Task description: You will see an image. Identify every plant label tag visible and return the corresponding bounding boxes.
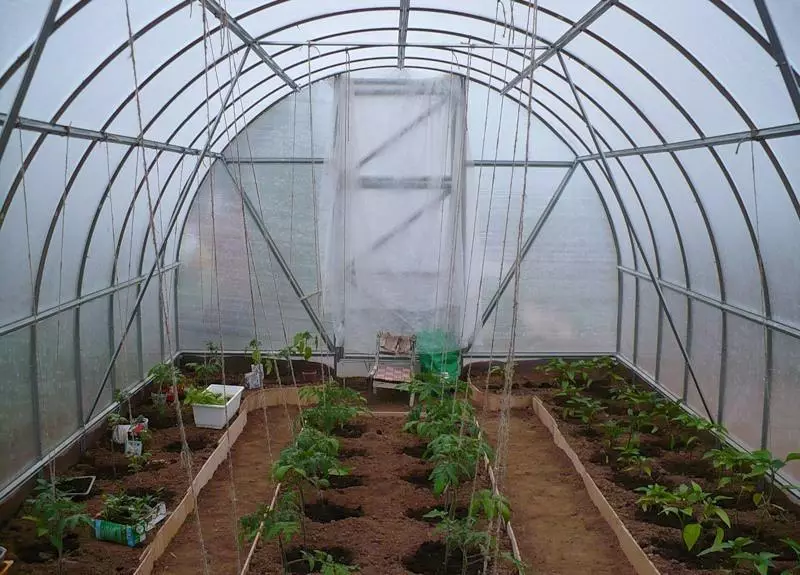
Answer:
[125,439,143,456]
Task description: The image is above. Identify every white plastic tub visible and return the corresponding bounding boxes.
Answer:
[190,384,245,429]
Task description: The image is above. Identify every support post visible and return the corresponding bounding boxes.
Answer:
[220,159,335,351]
[397,0,411,68]
[557,51,715,422]
[480,162,578,327]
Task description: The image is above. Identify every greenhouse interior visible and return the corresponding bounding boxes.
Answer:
[0,0,799,574]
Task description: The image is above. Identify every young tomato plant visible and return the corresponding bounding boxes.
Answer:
[240,491,302,566]
[23,479,91,570]
[300,550,358,574]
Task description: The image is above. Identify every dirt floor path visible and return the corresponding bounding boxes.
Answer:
[154,406,297,575]
[482,410,636,575]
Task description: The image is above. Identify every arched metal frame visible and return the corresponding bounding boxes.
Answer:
[1,0,800,497]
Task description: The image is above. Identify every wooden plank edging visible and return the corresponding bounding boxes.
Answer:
[529,396,661,575]
[133,387,301,575]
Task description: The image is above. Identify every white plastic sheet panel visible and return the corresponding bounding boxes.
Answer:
[78,296,112,420]
[686,301,722,419]
[178,163,319,352]
[658,290,688,399]
[319,73,478,352]
[769,332,800,483]
[722,314,766,450]
[619,273,635,361]
[0,327,39,492]
[36,310,79,452]
[112,286,142,392]
[636,280,659,379]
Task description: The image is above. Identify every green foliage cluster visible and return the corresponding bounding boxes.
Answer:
[183,386,225,406]
[99,491,160,525]
[299,380,369,434]
[23,479,92,567]
[147,361,183,394]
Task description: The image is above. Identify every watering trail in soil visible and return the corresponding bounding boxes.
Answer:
[153,406,297,575]
[481,411,636,575]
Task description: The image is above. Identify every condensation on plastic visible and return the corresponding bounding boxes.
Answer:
[686,301,722,421]
[768,331,800,483]
[0,326,39,492]
[658,289,688,399]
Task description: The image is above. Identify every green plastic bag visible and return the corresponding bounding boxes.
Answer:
[416,330,461,381]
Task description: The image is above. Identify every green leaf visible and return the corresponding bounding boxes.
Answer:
[683,523,702,551]
[714,507,731,528]
[698,527,726,557]
[785,452,800,462]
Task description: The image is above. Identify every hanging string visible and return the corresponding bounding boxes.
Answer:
[121,0,211,571]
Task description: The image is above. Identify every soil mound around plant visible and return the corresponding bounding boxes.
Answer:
[304,501,364,523]
[339,447,367,459]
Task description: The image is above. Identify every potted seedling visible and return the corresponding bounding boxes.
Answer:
[147,361,182,409]
[23,478,92,572]
[94,492,166,547]
[184,383,244,429]
[245,338,265,389]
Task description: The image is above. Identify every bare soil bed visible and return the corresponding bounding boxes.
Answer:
[0,404,222,575]
[247,415,515,575]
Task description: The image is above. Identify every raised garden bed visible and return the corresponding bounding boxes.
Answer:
[477,358,800,575]
[245,415,517,575]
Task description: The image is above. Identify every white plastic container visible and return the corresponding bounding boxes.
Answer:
[190,384,245,429]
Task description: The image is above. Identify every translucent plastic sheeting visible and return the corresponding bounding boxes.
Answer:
[178,162,320,352]
[319,73,478,352]
[471,167,617,354]
[112,286,143,392]
[78,296,113,420]
[686,301,723,421]
[0,326,39,492]
[722,314,767,450]
[658,289,689,400]
[36,309,79,453]
[768,0,800,75]
[619,272,636,360]
[636,280,659,379]
[714,142,800,329]
[769,332,800,483]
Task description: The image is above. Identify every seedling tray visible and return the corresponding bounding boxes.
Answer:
[57,475,96,499]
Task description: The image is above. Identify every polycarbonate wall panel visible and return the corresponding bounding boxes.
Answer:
[635,280,659,379]
[112,286,143,391]
[686,302,722,426]
[177,163,319,352]
[140,278,164,373]
[722,314,766,450]
[619,273,635,361]
[471,167,617,354]
[0,327,38,492]
[658,290,688,399]
[36,310,79,452]
[78,297,113,419]
[769,332,800,483]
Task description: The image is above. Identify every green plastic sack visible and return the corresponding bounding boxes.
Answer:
[416,330,461,381]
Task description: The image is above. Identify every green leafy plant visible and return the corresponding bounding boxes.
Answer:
[616,445,652,478]
[635,484,675,512]
[127,452,152,474]
[147,361,183,397]
[186,342,223,386]
[562,395,606,424]
[300,550,358,574]
[272,427,348,500]
[469,489,511,523]
[239,491,302,566]
[23,479,91,569]
[99,492,160,525]
[698,534,753,558]
[737,450,800,519]
[404,397,478,442]
[553,379,583,401]
[298,380,369,434]
[425,432,493,501]
[183,386,226,406]
[659,482,731,553]
[247,338,263,366]
[669,412,726,452]
[732,551,780,575]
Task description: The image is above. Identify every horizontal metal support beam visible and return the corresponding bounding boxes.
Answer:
[359,175,452,190]
[0,114,222,158]
[0,262,180,338]
[258,40,547,49]
[501,0,617,95]
[578,122,800,161]
[619,265,800,340]
[203,0,299,90]
[225,156,575,168]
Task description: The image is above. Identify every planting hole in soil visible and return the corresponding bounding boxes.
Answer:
[403,541,488,575]
[284,546,355,574]
[15,534,79,563]
[402,444,427,459]
[333,423,365,438]
[304,501,364,523]
[164,436,214,452]
[339,447,367,458]
[402,470,433,488]
[328,474,365,489]
[405,505,469,524]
